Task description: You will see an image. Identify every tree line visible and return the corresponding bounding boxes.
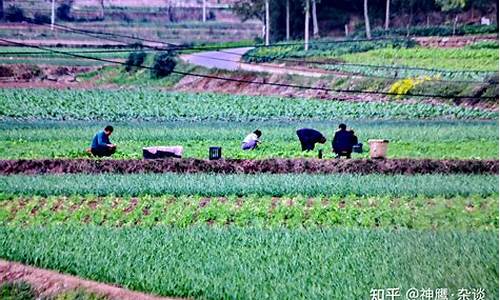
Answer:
[233,0,498,47]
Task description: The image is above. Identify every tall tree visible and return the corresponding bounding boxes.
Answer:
[312,0,319,38]
[304,0,310,50]
[434,0,467,11]
[265,0,270,45]
[100,0,105,20]
[286,0,290,40]
[384,0,390,30]
[233,0,266,40]
[364,0,371,39]
[435,0,468,34]
[202,0,207,22]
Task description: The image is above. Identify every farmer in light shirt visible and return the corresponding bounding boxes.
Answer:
[241,129,262,150]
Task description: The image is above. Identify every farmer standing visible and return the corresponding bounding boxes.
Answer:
[242,129,262,150]
[296,128,326,151]
[90,125,116,157]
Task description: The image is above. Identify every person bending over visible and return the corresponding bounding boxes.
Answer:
[296,128,326,151]
[242,129,262,150]
[90,125,116,157]
[332,123,356,158]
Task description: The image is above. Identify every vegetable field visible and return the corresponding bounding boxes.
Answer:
[0,39,498,299]
[0,226,497,299]
[1,120,498,160]
[1,89,497,121]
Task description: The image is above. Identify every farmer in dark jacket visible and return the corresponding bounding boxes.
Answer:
[332,123,356,158]
[296,128,326,151]
[90,125,116,157]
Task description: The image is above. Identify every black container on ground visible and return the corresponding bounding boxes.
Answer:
[209,147,222,160]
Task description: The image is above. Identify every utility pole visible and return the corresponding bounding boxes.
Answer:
[265,0,270,46]
[202,0,207,22]
[51,0,55,30]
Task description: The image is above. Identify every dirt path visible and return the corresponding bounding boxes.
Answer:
[180,47,333,77]
[0,260,186,300]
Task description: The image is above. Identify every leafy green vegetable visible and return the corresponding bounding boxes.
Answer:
[0,226,497,299]
[0,89,495,121]
[0,174,496,197]
[1,194,496,230]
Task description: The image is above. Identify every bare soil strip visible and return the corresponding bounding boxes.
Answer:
[0,260,186,300]
[0,158,497,175]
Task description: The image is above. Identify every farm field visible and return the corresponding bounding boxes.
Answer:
[0,226,496,299]
[243,40,499,84]
[0,82,498,298]
[0,170,498,299]
[2,88,496,121]
[0,120,498,159]
[0,30,498,300]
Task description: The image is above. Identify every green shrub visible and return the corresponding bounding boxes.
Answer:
[389,76,433,98]
[56,3,73,21]
[0,281,36,300]
[51,289,107,300]
[5,5,25,22]
[124,51,147,72]
[466,41,499,50]
[151,51,177,78]
[412,81,466,99]
[33,12,51,25]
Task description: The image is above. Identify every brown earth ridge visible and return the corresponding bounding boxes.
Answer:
[0,260,185,300]
[0,158,497,175]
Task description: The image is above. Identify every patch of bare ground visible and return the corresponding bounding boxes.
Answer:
[0,260,186,300]
[0,64,101,84]
[174,71,498,111]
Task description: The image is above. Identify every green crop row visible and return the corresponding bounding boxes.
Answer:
[0,174,497,197]
[354,24,499,38]
[0,89,496,121]
[1,120,497,159]
[1,194,497,230]
[0,226,497,299]
[322,63,497,81]
[242,39,415,63]
[338,47,499,72]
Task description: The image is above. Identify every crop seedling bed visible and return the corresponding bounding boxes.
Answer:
[1,195,497,230]
[1,173,496,197]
